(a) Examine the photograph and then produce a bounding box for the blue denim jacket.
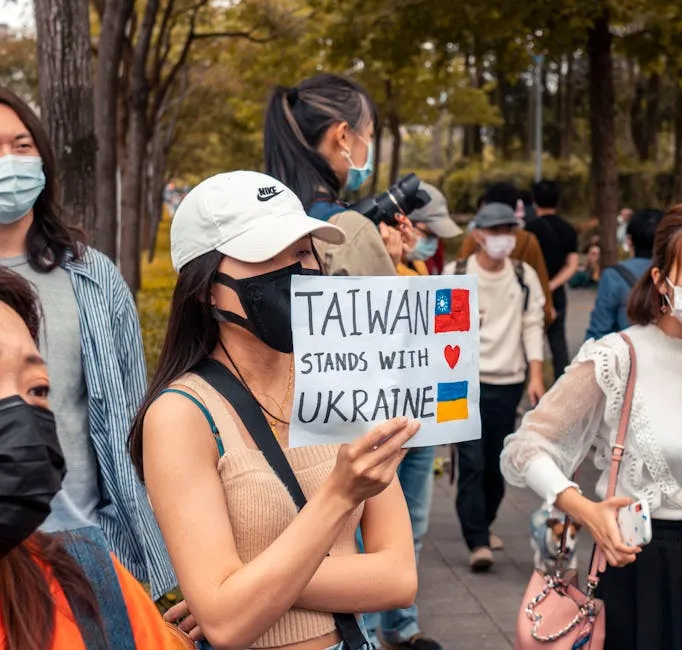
[585,257,650,341]
[64,248,174,600]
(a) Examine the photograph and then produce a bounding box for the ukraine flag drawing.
[436,381,469,423]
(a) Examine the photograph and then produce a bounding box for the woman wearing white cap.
[128,171,419,650]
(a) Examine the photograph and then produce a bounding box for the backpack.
[453,258,530,311]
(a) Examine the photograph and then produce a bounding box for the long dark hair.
[0,87,83,272]
[628,206,682,325]
[129,251,223,481]
[264,73,378,211]
[0,269,102,650]
[0,266,42,341]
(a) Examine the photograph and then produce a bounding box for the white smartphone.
[617,499,652,547]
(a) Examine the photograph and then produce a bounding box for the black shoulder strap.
[192,358,367,650]
[194,358,306,507]
[512,260,530,312]
[611,264,638,288]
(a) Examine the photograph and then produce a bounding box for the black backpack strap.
[611,264,638,288]
[512,260,530,312]
[192,358,367,650]
[454,259,468,275]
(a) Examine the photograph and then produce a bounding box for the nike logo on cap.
[257,186,285,202]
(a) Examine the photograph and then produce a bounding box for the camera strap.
[193,358,368,650]
[308,200,348,222]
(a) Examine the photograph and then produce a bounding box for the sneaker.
[490,532,504,551]
[469,546,494,572]
[387,635,443,650]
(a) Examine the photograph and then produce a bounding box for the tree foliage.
[8,0,680,289]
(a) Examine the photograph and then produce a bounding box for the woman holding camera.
[264,73,412,277]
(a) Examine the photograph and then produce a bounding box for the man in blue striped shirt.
[0,88,174,600]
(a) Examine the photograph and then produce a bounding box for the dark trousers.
[455,382,524,550]
[547,307,570,380]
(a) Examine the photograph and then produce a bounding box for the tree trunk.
[445,120,457,166]
[119,0,160,295]
[370,126,383,195]
[145,133,167,262]
[388,116,402,184]
[588,11,619,269]
[385,79,401,184]
[139,141,151,252]
[496,74,513,158]
[526,75,534,161]
[644,72,661,162]
[559,54,575,161]
[630,64,647,161]
[93,0,134,260]
[34,0,96,236]
[472,52,484,156]
[430,111,446,169]
[673,82,682,202]
[547,60,562,159]
[463,126,473,158]
[120,110,147,294]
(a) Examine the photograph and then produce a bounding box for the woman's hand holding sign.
[329,416,420,507]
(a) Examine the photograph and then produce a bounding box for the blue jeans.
[364,446,436,646]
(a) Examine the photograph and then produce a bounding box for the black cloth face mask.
[213,262,321,353]
[0,396,66,558]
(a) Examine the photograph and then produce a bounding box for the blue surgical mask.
[344,138,374,191]
[0,155,46,224]
[407,235,439,262]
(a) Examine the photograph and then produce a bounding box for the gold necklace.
[265,356,294,438]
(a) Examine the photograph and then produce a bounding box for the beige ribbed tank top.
[174,373,364,649]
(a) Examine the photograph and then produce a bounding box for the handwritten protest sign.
[288,275,481,448]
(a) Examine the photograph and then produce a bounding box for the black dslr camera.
[351,173,431,227]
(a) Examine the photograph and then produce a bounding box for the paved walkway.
[414,288,599,649]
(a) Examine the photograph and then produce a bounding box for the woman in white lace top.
[501,207,682,650]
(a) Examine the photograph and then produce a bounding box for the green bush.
[443,159,590,216]
[137,220,176,379]
[442,159,675,217]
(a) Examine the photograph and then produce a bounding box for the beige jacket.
[315,210,396,276]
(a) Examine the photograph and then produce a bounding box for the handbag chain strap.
[526,575,600,642]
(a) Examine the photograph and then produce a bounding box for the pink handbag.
[514,333,637,650]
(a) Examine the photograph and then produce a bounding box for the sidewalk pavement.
[413,288,598,649]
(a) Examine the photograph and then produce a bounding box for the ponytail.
[264,74,377,211]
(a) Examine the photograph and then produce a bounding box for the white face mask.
[482,233,516,261]
[665,278,682,320]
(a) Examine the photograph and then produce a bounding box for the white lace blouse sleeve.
[500,334,630,506]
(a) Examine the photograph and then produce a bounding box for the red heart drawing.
[444,345,461,370]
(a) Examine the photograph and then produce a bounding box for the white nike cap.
[170,171,346,271]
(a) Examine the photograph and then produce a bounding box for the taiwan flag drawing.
[436,381,469,423]
[435,288,470,333]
